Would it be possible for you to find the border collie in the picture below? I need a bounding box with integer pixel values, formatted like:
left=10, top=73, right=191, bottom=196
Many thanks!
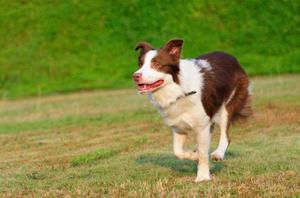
left=133, top=39, right=252, bottom=182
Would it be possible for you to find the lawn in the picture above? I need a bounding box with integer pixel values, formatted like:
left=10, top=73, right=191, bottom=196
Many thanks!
left=0, top=74, right=299, bottom=197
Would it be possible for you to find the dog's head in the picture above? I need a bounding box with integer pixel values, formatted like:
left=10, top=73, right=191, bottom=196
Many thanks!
left=133, top=39, right=183, bottom=93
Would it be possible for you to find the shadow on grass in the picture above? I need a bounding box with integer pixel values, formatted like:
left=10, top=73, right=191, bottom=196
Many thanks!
left=226, top=150, right=239, bottom=159
left=136, top=153, right=225, bottom=174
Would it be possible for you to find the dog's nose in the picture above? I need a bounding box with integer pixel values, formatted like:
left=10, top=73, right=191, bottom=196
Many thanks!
left=133, top=73, right=142, bottom=82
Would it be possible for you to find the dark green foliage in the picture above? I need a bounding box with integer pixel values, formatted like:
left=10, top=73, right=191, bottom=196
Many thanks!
left=0, top=1, right=299, bottom=98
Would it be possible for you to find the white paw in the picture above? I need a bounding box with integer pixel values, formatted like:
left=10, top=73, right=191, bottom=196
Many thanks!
left=175, top=151, right=199, bottom=160
left=194, top=175, right=211, bottom=183
left=210, top=151, right=224, bottom=161
left=186, top=151, right=199, bottom=161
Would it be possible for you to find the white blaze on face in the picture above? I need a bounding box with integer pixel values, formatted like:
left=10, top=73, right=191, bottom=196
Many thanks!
left=134, top=50, right=165, bottom=84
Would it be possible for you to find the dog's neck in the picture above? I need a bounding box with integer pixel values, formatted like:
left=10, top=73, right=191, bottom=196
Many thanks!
left=148, top=82, right=195, bottom=109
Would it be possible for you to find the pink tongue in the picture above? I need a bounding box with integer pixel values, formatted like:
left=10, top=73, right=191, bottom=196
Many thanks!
left=140, top=80, right=164, bottom=90
left=149, top=80, right=163, bottom=88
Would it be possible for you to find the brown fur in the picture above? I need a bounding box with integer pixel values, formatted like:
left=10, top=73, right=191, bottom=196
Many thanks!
left=151, top=48, right=180, bottom=84
left=151, top=40, right=183, bottom=84
left=135, top=42, right=154, bottom=67
left=135, top=40, right=182, bottom=84
left=198, top=51, right=252, bottom=143
left=198, top=51, right=252, bottom=121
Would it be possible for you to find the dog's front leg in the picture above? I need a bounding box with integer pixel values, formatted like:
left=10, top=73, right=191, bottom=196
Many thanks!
left=172, top=128, right=198, bottom=160
left=195, top=124, right=212, bottom=182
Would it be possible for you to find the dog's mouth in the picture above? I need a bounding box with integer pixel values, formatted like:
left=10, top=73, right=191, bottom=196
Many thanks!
left=137, top=80, right=164, bottom=92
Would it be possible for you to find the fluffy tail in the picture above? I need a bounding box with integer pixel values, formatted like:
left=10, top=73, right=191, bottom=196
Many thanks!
left=237, top=93, right=253, bottom=118
left=228, top=81, right=253, bottom=121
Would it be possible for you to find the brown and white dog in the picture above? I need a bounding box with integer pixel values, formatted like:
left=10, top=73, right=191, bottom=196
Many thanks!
left=133, top=39, right=252, bottom=182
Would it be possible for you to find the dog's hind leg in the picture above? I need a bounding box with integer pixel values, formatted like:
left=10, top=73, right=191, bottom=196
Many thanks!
left=211, top=78, right=252, bottom=161
left=211, top=105, right=230, bottom=161
left=172, top=128, right=198, bottom=161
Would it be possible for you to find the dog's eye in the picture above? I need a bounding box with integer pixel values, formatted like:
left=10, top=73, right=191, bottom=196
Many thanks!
left=152, top=62, right=161, bottom=68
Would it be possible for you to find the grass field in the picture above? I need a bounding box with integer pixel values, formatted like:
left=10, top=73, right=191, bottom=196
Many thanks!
left=0, top=1, right=299, bottom=98
left=0, top=75, right=299, bottom=197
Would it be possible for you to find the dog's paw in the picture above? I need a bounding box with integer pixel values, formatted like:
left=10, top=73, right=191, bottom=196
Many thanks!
left=186, top=151, right=198, bottom=161
left=194, top=175, right=211, bottom=183
left=210, top=151, right=224, bottom=161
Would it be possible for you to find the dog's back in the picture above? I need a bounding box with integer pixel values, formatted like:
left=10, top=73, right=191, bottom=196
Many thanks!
left=198, top=51, right=252, bottom=122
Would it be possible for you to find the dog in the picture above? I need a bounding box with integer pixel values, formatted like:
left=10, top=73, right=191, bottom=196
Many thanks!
left=133, top=39, right=252, bottom=182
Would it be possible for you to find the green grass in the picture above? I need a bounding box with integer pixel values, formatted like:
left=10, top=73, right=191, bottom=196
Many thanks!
left=71, top=148, right=116, bottom=166
left=0, top=75, right=299, bottom=197
left=0, top=1, right=299, bottom=98
left=71, top=136, right=149, bottom=166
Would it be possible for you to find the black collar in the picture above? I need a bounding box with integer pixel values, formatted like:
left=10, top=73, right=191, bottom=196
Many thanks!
left=176, top=90, right=197, bottom=101
left=164, top=90, right=197, bottom=109
left=184, top=91, right=197, bottom=96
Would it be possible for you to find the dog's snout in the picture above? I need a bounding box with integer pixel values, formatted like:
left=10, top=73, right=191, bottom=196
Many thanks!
left=133, top=73, right=142, bottom=82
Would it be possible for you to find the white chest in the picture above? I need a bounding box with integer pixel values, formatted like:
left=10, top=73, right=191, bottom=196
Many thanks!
left=150, top=94, right=209, bottom=132
left=147, top=58, right=211, bottom=132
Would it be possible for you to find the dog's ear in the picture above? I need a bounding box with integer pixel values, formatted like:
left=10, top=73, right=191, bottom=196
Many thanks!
left=162, top=39, right=184, bottom=60
left=135, top=42, right=154, bottom=55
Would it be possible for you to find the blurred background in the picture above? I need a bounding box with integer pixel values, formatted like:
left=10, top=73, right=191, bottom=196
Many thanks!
left=0, top=0, right=299, bottom=99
